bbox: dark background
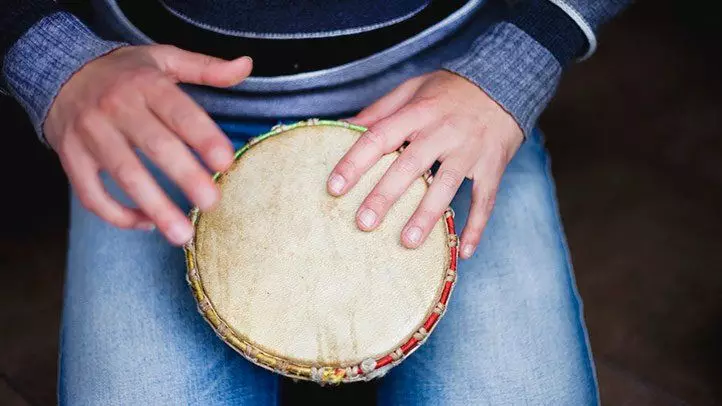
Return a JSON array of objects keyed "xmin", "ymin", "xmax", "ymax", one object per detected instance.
[{"xmin": 2, "ymin": 1, "xmax": 722, "ymax": 404}]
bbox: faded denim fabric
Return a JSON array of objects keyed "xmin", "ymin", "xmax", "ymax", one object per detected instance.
[{"xmin": 58, "ymin": 122, "xmax": 598, "ymax": 405}]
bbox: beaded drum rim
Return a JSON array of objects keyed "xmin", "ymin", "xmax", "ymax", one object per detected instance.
[{"xmin": 183, "ymin": 119, "xmax": 459, "ymax": 384}]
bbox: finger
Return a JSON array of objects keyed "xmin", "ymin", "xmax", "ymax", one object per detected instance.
[
  {"xmin": 116, "ymin": 107, "xmax": 220, "ymax": 211},
  {"xmin": 78, "ymin": 113, "xmax": 194, "ymax": 245},
  {"xmin": 355, "ymin": 136, "xmax": 439, "ymax": 231},
  {"xmin": 59, "ymin": 135, "xmax": 151, "ymax": 230},
  {"xmin": 153, "ymin": 45, "xmax": 253, "ymax": 87},
  {"xmin": 327, "ymin": 105, "xmax": 431, "ymax": 197},
  {"xmin": 459, "ymin": 150, "xmax": 506, "ymax": 259},
  {"xmin": 145, "ymin": 79, "xmax": 234, "ymax": 172},
  {"xmin": 350, "ymin": 76, "xmax": 426, "ymax": 127},
  {"xmin": 401, "ymin": 159, "xmax": 469, "ymax": 248}
]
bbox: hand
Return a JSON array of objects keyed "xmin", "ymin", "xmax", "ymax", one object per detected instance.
[
  {"xmin": 327, "ymin": 70, "xmax": 523, "ymax": 259},
  {"xmin": 44, "ymin": 45, "xmax": 253, "ymax": 245}
]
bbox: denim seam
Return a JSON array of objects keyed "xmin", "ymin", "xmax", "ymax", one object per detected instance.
[
  {"xmin": 539, "ymin": 138, "xmax": 601, "ymax": 405},
  {"xmin": 158, "ymin": 0, "xmax": 430, "ymax": 39}
]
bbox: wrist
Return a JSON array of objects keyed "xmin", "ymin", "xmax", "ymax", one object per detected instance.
[
  {"xmin": 2, "ymin": 11, "xmax": 128, "ymax": 145},
  {"xmin": 442, "ymin": 22, "xmax": 562, "ymax": 137}
]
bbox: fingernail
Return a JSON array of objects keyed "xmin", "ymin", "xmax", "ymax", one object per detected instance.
[
  {"xmin": 462, "ymin": 244, "xmax": 475, "ymax": 258},
  {"xmin": 405, "ymin": 226, "xmax": 422, "ymax": 245},
  {"xmin": 358, "ymin": 208, "xmax": 377, "ymax": 229},
  {"xmin": 198, "ymin": 185, "xmax": 219, "ymax": 211},
  {"xmin": 328, "ymin": 174, "xmax": 346, "ymax": 195},
  {"xmin": 168, "ymin": 222, "xmax": 193, "ymax": 245},
  {"xmin": 241, "ymin": 56, "xmax": 253, "ymax": 64},
  {"xmin": 136, "ymin": 221, "xmax": 156, "ymax": 232}
]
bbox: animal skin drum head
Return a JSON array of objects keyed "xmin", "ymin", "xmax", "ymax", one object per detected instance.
[{"xmin": 184, "ymin": 119, "xmax": 458, "ymax": 384}]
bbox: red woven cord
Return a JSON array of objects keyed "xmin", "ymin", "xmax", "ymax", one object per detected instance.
[
  {"xmin": 440, "ymin": 282, "xmax": 452, "ymax": 304},
  {"xmin": 376, "ymin": 355, "xmax": 394, "ymax": 368},
  {"xmin": 400, "ymin": 337, "xmax": 419, "ymax": 354},
  {"xmin": 423, "ymin": 312, "xmax": 440, "ymax": 331}
]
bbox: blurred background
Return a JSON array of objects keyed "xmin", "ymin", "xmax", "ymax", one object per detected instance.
[{"xmin": 1, "ymin": 1, "xmax": 721, "ymax": 405}]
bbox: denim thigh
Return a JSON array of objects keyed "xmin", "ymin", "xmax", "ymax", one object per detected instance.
[
  {"xmin": 58, "ymin": 124, "xmax": 596, "ymax": 405},
  {"xmin": 58, "ymin": 156, "xmax": 280, "ymax": 405},
  {"xmin": 377, "ymin": 130, "xmax": 599, "ymax": 405}
]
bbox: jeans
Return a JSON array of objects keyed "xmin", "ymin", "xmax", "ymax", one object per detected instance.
[{"xmin": 58, "ymin": 121, "xmax": 599, "ymax": 405}]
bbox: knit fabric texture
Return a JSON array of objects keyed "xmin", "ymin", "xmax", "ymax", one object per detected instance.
[
  {"xmin": 1, "ymin": 1, "xmax": 630, "ymax": 142},
  {"xmin": 443, "ymin": 21, "xmax": 562, "ymax": 137},
  {"xmin": 2, "ymin": 12, "xmax": 127, "ymax": 141}
]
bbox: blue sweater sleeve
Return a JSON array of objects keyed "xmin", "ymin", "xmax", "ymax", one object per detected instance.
[
  {"xmin": 443, "ymin": 0, "xmax": 630, "ymax": 136},
  {"xmin": 1, "ymin": 12, "xmax": 127, "ymax": 143}
]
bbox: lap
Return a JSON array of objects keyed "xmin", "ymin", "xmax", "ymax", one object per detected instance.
[
  {"xmin": 378, "ymin": 131, "xmax": 598, "ymax": 405},
  {"xmin": 59, "ymin": 161, "xmax": 279, "ymax": 405},
  {"xmin": 59, "ymin": 129, "xmax": 597, "ymax": 405}
]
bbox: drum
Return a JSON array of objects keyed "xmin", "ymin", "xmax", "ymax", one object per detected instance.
[{"xmin": 184, "ymin": 119, "xmax": 458, "ymax": 384}]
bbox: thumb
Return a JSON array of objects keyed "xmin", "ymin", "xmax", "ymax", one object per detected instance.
[{"xmin": 152, "ymin": 45, "xmax": 253, "ymax": 87}]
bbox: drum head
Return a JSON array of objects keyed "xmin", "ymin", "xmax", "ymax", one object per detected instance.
[{"xmin": 185, "ymin": 119, "xmax": 458, "ymax": 383}]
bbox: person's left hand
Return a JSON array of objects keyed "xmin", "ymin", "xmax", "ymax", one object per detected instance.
[{"xmin": 327, "ymin": 70, "xmax": 524, "ymax": 259}]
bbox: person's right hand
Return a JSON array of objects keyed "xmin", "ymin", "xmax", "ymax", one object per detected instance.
[{"xmin": 43, "ymin": 45, "xmax": 253, "ymax": 245}]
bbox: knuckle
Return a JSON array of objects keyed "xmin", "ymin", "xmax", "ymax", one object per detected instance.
[
  {"xmin": 201, "ymin": 54, "xmax": 216, "ymax": 67},
  {"xmin": 497, "ymin": 148, "xmax": 511, "ymax": 167},
  {"xmin": 73, "ymin": 111, "xmax": 100, "ymax": 133},
  {"xmin": 463, "ymin": 226, "xmax": 483, "ymax": 244},
  {"xmin": 488, "ymin": 135, "xmax": 511, "ymax": 164},
  {"xmin": 472, "ymin": 113, "xmax": 490, "ymax": 132},
  {"xmin": 413, "ymin": 208, "xmax": 438, "ymax": 227},
  {"xmin": 438, "ymin": 114, "xmax": 465, "ymax": 133},
  {"xmin": 365, "ymin": 192, "xmax": 389, "ymax": 209},
  {"xmin": 486, "ymin": 192, "xmax": 498, "ymax": 212},
  {"xmin": 56, "ymin": 137, "xmax": 74, "ymax": 157},
  {"xmin": 108, "ymin": 216, "xmax": 133, "ymax": 229},
  {"xmin": 335, "ymin": 157, "xmax": 357, "ymax": 177},
  {"xmin": 173, "ymin": 158, "xmax": 204, "ymax": 182},
  {"xmin": 156, "ymin": 210, "xmax": 180, "ymax": 227},
  {"xmin": 436, "ymin": 168, "xmax": 463, "ymax": 191},
  {"xmin": 169, "ymin": 106, "xmax": 201, "ymax": 131},
  {"xmin": 187, "ymin": 172, "xmax": 213, "ymax": 194},
  {"xmin": 393, "ymin": 152, "xmax": 420, "ymax": 175},
  {"xmin": 97, "ymin": 90, "xmax": 126, "ymax": 116},
  {"xmin": 145, "ymin": 134, "xmax": 175, "ymax": 158},
  {"xmin": 147, "ymin": 80, "xmax": 176, "ymax": 106},
  {"xmin": 410, "ymin": 96, "xmax": 437, "ymax": 114},
  {"xmin": 360, "ymin": 127, "xmax": 387, "ymax": 151},
  {"xmin": 112, "ymin": 161, "xmax": 143, "ymax": 192},
  {"xmin": 155, "ymin": 44, "xmax": 179, "ymax": 55},
  {"xmin": 476, "ymin": 188, "xmax": 498, "ymax": 214},
  {"xmin": 76, "ymin": 189, "xmax": 97, "ymax": 212},
  {"xmin": 128, "ymin": 66, "xmax": 160, "ymax": 86},
  {"xmin": 195, "ymin": 137, "xmax": 224, "ymax": 158}
]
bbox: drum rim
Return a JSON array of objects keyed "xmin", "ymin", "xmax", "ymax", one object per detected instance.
[{"xmin": 184, "ymin": 119, "xmax": 459, "ymax": 384}]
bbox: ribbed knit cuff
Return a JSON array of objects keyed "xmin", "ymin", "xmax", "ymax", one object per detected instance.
[
  {"xmin": 2, "ymin": 12, "xmax": 128, "ymax": 144},
  {"xmin": 442, "ymin": 22, "xmax": 562, "ymax": 137}
]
